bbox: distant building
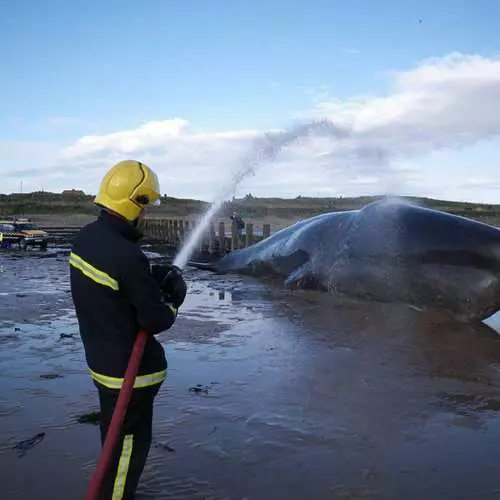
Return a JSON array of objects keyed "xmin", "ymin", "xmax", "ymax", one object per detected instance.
[{"xmin": 62, "ymin": 189, "xmax": 86, "ymax": 196}]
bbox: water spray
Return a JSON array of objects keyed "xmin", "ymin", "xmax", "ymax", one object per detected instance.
[{"xmin": 173, "ymin": 119, "xmax": 348, "ymax": 269}]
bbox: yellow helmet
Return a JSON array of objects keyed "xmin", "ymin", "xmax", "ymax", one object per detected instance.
[{"xmin": 94, "ymin": 160, "xmax": 161, "ymax": 221}]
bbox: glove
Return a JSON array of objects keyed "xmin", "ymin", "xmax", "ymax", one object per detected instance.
[{"xmin": 151, "ymin": 264, "xmax": 187, "ymax": 309}]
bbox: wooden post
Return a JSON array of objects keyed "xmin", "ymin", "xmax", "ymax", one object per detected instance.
[
  {"xmin": 153, "ymin": 220, "xmax": 158, "ymax": 240},
  {"xmin": 263, "ymin": 223, "xmax": 271, "ymax": 239},
  {"xmin": 231, "ymin": 219, "xmax": 239, "ymax": 251},
  {"xmin": 167, "ymin": 220, "xmax": 172, "ymax": 245},
  {"xmin": 168, "ymin": 220, "xmax": 174, "ymax": 244},
  {"xmin": 173, "ymin": 220, "xmax": 179, "ymax": 246},
  {"xmin": 179, "ymin": 218, "xmax": 185, "ymax": 243},
  {"xmin": 188, "ymin": 220, "xmax": 196, "ymax": 251},
  {"xmin": 218, "ymin": 222, "xmax": 225, "ymax": 254},
  {"xmin": 181, "ymin": 220, "xmax": 188, "ymax": 245},
  {"xmin": 208, "ymin": 223, "xmax": 216, "ymax": 254},
  {"xmin": 198, "ymin": 220, "xmax": 207, "ymax": 253},
  {"xmin": 245, "ymin": 223, "xmax": 254, "ymax": 247},
  {"xmin": 160, "ymin": 220, "xmax": 166, "ymax": 241}
]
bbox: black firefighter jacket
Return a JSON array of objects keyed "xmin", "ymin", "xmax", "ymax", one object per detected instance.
[{"xmin": 69, "ymin": 210, "xmax": 177, "ymax": 390}]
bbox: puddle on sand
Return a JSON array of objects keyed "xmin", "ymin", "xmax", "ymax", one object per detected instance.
[{"xmin": 2, "ymin": 250, "xmax": 500, "ymax": 499}]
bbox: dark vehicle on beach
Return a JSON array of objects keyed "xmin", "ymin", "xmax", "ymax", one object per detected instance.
[{"xmin": 0, "ymin": 218, "xmax": 49, "ymax": 250}]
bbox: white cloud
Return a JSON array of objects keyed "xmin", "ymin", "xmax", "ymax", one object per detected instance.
[
  {"xmin": 310, "ymin": 52, "xmax": 500, "ymax": 155},
  {"xmin": 1, "ymin": 140, "xmax": 61, "ymax": 171},
  {"xmin": 4, "ymin": 52, "xmax": 500, "ymax": 203},
  {"xmin": 461, "ymin": 177, "xmax": 500, "ymax": 190}
]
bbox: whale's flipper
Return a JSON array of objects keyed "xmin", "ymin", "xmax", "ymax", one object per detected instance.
[
  {"xmin": 284, "ymin": 263, "xmax": 324, "ymax": 291},
  {"xmin": 269, "ymin": 249, "xmax": 310, "ymax": 275},
  {"xmin": 216, "ymin": 248, "xmax": 311, "ymax": 277}
]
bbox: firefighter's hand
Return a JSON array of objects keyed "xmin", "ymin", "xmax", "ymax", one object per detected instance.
[{"xmin": 152, "ymin": 264, "xmax": 187, "ymax": 309}]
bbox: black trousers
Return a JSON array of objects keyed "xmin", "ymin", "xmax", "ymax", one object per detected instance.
[{"xmin": 95, "ymin": 383, "xmax": 161, "ymax": 500}]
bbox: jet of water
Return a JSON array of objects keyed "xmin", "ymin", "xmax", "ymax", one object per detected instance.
[{"xmin": 172, "ymin": 119, "xmax": 349, "ymax": 269}]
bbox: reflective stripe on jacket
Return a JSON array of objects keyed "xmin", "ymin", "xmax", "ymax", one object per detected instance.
[{"xmin": 69, "ymin": 210, "xmax": 177, "ymax": 388}]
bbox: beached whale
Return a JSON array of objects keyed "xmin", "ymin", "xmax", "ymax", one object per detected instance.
[{"xmin": 192, "ymin": 198, "xmax": 500, "ymax": 322}]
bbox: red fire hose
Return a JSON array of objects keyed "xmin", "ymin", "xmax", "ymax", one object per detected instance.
[{"xmin": 84, "ymin": 329, "xmax": 148, "ymax": 500}]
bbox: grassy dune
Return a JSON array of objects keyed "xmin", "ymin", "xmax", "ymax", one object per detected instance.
[{"xmin": 1, "ymin": 191, "xmax": 500, "ymax": 228}]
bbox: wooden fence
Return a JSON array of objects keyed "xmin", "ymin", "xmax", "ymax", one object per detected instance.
[{"xmin": 138, "ymin": 218, "xmax": 272, "ymax": 256}]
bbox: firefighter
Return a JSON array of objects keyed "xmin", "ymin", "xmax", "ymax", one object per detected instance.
[{"xmin": 69, "ymin": 160, "xmax": 187, "ymax": 499}]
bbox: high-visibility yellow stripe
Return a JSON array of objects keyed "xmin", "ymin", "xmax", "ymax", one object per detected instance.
[
  {"xmin": 89, "ymin": 368, "xmax": 167, "ymax": 389},
  {"xmin": 69, "ymin": 252, "xmax": 119, "ymax": 291},
  {"xmin": 166, "ymin": 303, "xmax": 178, "ymax": 316},
  {"xmin": 112, "ymin": 434, "xmax": 134, "ymax": 500}
]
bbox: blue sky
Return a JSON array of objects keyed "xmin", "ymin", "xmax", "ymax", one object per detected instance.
[{"xmin": 2, "ymin": 0, "xmax": 500, "ymax": 201}]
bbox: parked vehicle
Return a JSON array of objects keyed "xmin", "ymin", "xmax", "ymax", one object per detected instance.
[{"xmin": 0, "ymin": 218, "xmax": 49, "ymax": 250}]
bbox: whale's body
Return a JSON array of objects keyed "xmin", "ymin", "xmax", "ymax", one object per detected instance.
[{"xmin": 209, "ymin": 199, "xmax": 500, "ymax": 322}]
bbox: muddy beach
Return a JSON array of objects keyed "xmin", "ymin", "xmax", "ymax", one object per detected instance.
[{"xmin": 2, "ymin": 245, "xmax": 500, "ymax": 499}]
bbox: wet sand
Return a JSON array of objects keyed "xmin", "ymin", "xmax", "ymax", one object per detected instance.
[{"xmin": 2, "ymin": 245, "xmax": 500, "ymax": 499}]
